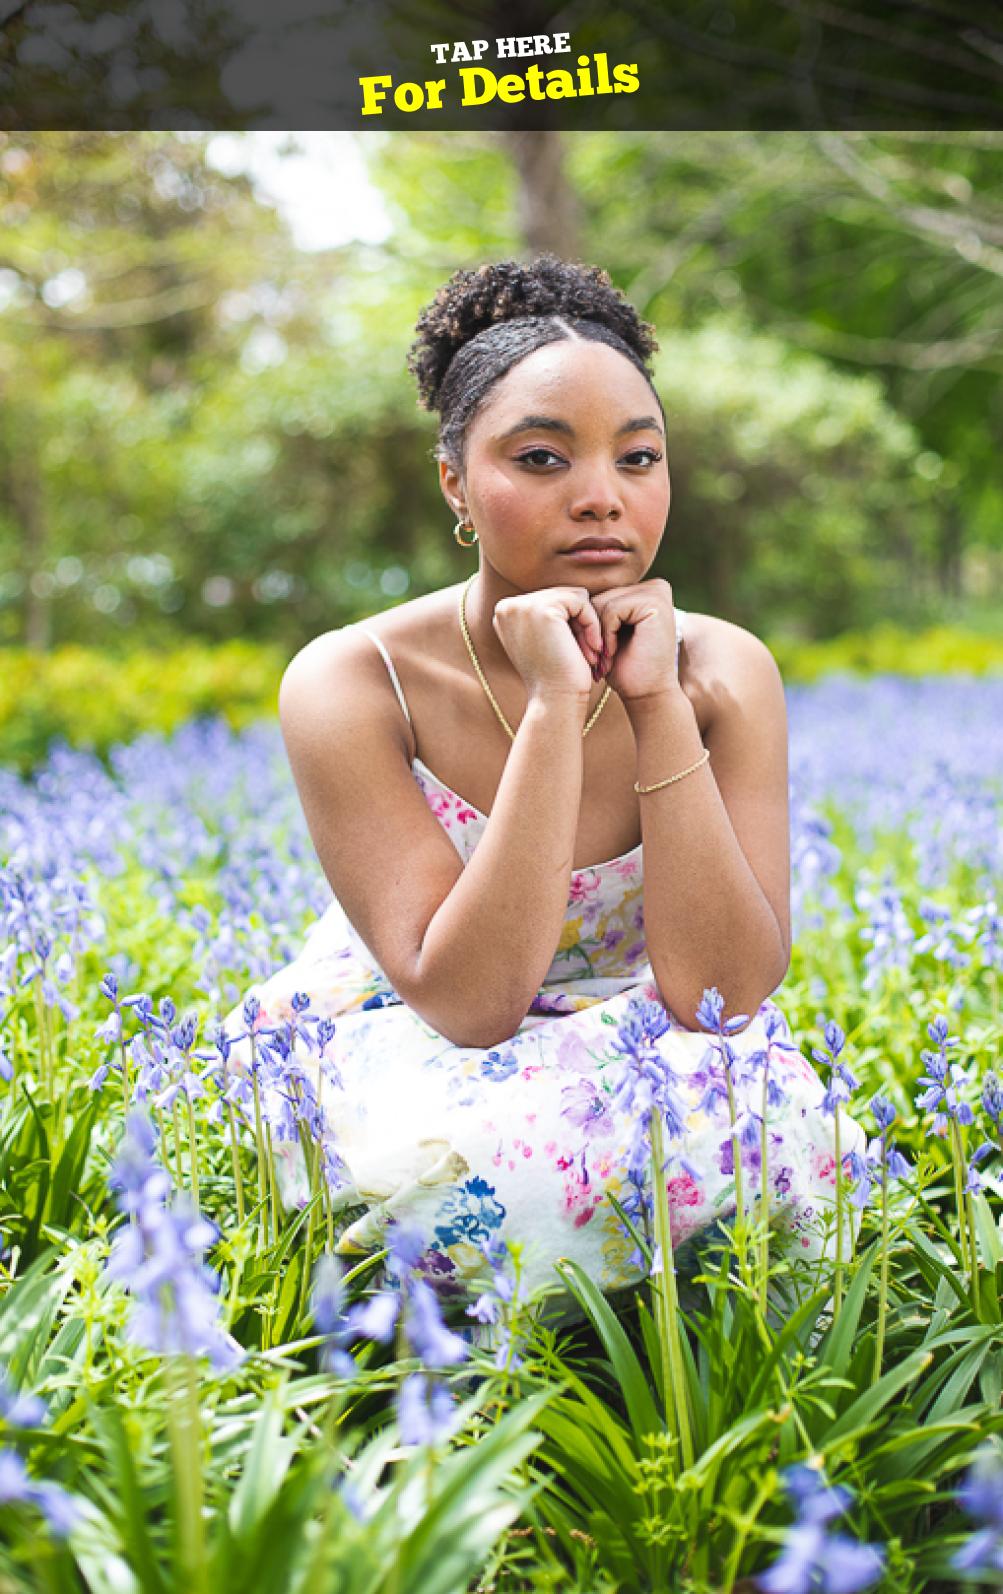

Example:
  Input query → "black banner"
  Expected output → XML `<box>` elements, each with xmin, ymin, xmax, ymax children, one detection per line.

<box><xmin>2</xmin><ymin>0</ymin><xmax>1001</xmax><ymax>132</ymax></box>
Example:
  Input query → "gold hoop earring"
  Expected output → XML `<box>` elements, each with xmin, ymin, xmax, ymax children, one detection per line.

<box><xmin>453</xmin><ymin>519</ymin><xmax>478</xmax><ymax>548</ymax></box>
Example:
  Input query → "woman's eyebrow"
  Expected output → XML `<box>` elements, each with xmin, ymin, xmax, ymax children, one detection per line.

<box><xmin>499</xmin><ymin>414</ymin><xmax>665</xmax><ymax>439</ymax></box>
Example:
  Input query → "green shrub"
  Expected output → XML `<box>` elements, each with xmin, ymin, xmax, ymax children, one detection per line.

<box><xmin>2</xmin><ymin>628</ymin><xmax>1001</xmax><ymax>775</ymax></box>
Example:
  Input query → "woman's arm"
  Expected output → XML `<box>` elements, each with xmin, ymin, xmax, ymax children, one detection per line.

<box><xmin>624</xmin><ymin>624</ymin><xmax>791</xmax><ymax>1033</ymax></box>
<box><xmin>279</xmin><ymin>599</ymin><xmax>597</xmax><ymax>1051</ymax></box>
<box><xmin>414</xmin><ymin>691</ymin><xmax>587</xmax><ymax>1046</ymax></box>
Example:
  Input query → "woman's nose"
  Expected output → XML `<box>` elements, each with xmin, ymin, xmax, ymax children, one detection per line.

<box><xmin>569</xmin><ymin>470</ymin><xmax>624</xmax><ymax>521</ymax></box>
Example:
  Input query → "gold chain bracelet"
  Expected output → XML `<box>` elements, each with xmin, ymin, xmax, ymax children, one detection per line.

<box><xmin>634</xmin><ymin>747</ymin><xmax>710</xmax><ymax>794</ymax></box>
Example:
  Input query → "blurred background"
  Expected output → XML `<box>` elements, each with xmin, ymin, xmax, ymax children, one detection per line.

<box><xmin>1</xmin><ymin>129</ymin><xmax>1001</xmax><ymax>765</ymax></box>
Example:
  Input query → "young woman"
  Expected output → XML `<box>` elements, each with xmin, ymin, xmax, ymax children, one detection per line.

<box><xmin>223</xmin><ymin>256</ymin><xmax>865</xmax><ymax>1310</ymax></box>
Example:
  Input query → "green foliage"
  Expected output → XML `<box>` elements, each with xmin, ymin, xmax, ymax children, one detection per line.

<box><xmin>0</xmin><ymin>641</ymin><xmax>284</xmax><ymax>771</ymax></box>
<box><xmin>2</xmin><ymin>628</ymin><xmax>1001</xmax><ymax>774</ymax></box>
<box><xmin>3</xmin><ymin>131</ymin><xmax>1001</xmax><ymax>657</ymax></box>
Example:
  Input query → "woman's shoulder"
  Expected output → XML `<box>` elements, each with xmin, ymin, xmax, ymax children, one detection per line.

<box><xmin>677</xmin><ymin>609</ymin><xmax>784</xmax><ymax>725</ymax></box>
<box><xmin>284</xmin><ymin>585</ymin><xmax>463</xmax><ymax>674</ymax></box>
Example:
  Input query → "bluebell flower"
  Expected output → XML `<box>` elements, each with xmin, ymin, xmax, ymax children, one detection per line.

<box><xmin>952</xmin><ymin>1447</ymin><xmax>1003</xmax><ymax>1576</ymax></box>
<box><xmin>756</xmin><ymin>1462</ymin><xmax>885</xmax><ymax>1592</ymax></box>
<box><xmin>309</xmin><ymin>1254</ymin><xmax>357</xmax><ymax>1379</ymax></box>
<box><xmin>396</xmin><ymin>1371</ymin><xmax>461</xmax><ymax>1447</ymax></box>
<box><xmin>916</xmin><ymin>1017</ymin><xmax>974</xmax><ymax>1135</ymax></box>
<box><xmin>345</xmin><ymin>1289</ymin><xmax>400</xmax><ymax>1343</ymax></box>
<box><xmin>0</xmin><ymin>1448</ymin><xmax>80</xmax><ymax>1538</ymax></box>
<box><xmin>982</xmin><ymin>1072</ymin><xmax>1002</xmax><ymax>1129</ymax></box>
<box><xmin>0</xmin><ymin>1369</ymin><xmax>46</xmax><ymax>1429</ymax></box>
<box><xmin>965</xmin><ymin>1142</ymin><xmax>995</xmax><ymax>1196</ymax></box>
<box><xmin>407</xmin><ymin>1278</ymin><xmax>469</xmax><ymax>1367</ymax></box>
<box><xmin>696</xmin><ymin>986</ymin><xmax>751</xmax><ymax>1036</ymax></box>
<box><xmin>104</xmin><ymin>1111</ymin><xmax>241</xmax><ymax>1371</ymax></box>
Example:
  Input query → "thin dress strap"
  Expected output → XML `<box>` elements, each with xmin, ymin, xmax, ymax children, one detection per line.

<box><xmin>357</xmin><ymin>627</ymin><xmax>412</xmax><ymax>729</ymax></box>
<box><xmin>357</xmin><ymin>612</ymin><xmax>685</xmax><ymax>728</ymax></box>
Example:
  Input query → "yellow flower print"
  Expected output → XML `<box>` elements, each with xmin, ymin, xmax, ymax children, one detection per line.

<box><xmin>558</xmin><ymin>916</ymin><xmax>585</xmax><ymax>952</ymax></box>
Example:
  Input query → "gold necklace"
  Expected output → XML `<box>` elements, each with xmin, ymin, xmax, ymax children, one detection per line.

<box><xmin>459</xmin><ymin>575</ymin><xmax>611</xmax><ymax>741</ymax></box>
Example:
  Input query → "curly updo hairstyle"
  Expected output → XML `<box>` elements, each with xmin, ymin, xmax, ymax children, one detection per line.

<box><xmin>407</xmin><ymin>255</ymin><xmax>661</xmax><ymax>472</ymax></box>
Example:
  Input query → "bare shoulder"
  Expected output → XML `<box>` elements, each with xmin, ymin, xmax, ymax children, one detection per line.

<box><xmin>278</xmin><ymin>586</ymin><xmax>460</xmax><ymax>750</ymax></box>
<box><xmin>678</xmin><ymin>610</ymin><xmax>784</xmax><ymax>730</ymax></box>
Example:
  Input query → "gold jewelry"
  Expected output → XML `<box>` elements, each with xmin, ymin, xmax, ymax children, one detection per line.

<box><xmin>453</xmin><ymin>518</ymin><xmax>478</xmax><ymax>547</ymax></box>
<box><xmin>459</xmin><ymin>575</ymin><xmax>611</xmax><ymax>741</ymax></box>
<box><xmin>634</xmin><ymin>747</ymin><xmax>710</xmax><ymax>794</ymax></box>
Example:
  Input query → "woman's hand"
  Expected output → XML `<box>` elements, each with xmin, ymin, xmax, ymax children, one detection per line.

<box><xmin>491</xmin><ymin>586</ymin><xmax>602</xmax><ymax>703</ymax></box>
<box><xmin>585</xmin><ymin>579</ymin><xmax>680</xmax><ymax>702</ymax></box>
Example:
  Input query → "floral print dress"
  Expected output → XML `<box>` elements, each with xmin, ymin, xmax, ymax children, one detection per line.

<box><xmin>222</xmin><ymin>611</ymin><xmax>867</xmax><ymax>1313</ymax></box>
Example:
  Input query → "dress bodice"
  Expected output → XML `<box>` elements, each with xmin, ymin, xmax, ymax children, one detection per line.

<box><xmin>311</xmin><ymin>607</ymin><xmax>691</xmax><ymax>1016</ymax></box>
<box><xmin>408</xmin><ymin>758</ymin><xmax>650</xmax><ymax>1000</ymax></box>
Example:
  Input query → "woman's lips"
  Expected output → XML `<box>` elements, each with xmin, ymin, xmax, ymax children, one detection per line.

<box><xmin>561</xmin><ymin>547</ymin><xmax>628</xmax><ymax>563</ymax></box>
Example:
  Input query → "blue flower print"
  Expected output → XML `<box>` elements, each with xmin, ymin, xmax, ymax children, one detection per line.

<box><xmin>434</xmin><ymin>1176</ymin><xmax>507</xmax><ymax>1248</ymax></box>
<box><xmin>481</xmin><ymin>1048</ymin><xmax>519</xmax><ymax>1082</ymax></box>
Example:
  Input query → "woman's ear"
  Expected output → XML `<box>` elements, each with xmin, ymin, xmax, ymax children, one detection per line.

<box><xmin>438</xmin><ymin>456</ymin><xmax>467</xmax><ymax>521</ymax></box>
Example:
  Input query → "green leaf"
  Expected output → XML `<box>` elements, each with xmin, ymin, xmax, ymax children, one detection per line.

<box><xmin>824</xmin><ymin>1349</ymin><xmax>932</xmax><ymax>1450</ymax></box>
<box><xmin>816</xmin><ymin>1239</ymin><xmax>878</xmax><ymax>1373</ymax></box>
<box><xmin>554</xmin><ymin>1258</ymin><xmax>661</xmax><ymax>1441</ymax></box>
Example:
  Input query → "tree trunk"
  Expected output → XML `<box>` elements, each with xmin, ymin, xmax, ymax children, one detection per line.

<box><xmin>6</xmin><ymin>440</ymin><xmax>51</xmax><ymax>651</ymax></box>
<box><xmin>500</xmin><ymin>130</ymin><xmax>581</xmax><ymax>260</ymax></box>
<box><xmin>936</xmin><ymin>503</ymin><xmax>964</xmax><ymax>603</ymax></box>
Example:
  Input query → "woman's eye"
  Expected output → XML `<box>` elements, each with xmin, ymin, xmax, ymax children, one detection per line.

<box><xmin>516</xmin><ymin>448</ymin><xmax>565</xmax><ymax>467</ymax></box>
<box><xmin>622</xmin><ymin>448</ymin><xmax>663</xmax><ymax>467</ymax></box>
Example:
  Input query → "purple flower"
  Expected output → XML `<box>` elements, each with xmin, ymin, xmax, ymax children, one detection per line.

<box><xmin>982</xmin><ymin>1073</ymin><xmax>1002</xmax><ymax>1129</ymax></box>
<box><xmin>407</xmin><ymin>1278</ymin><xmax>469</xmax><ymax>1367</ymax></box>
<box><xmin>915</xmin><ymin>1018</ymin><xmax>973</xmax><ymax>1135</ymax></box>
<box><xmin>104</xmin><ymin>1111</ymin><xmax>241</xmax><ymax>1371</ymax></box>
<box><xmin>0</xmin><ymin>1370</ymin><xmax>46</xmax><ymax>1429</ymax></box>
<box><xmin>396</xmin><ymin>1371</ymin><xmax>461</xmax><ymax>1448</ymax></box>
<box><xmin>952</xmin><ymin>1448</ymin><xmax>1003</xmax><ymax>1575</ymax></box>
<box><xmin>309</xmin><ymin>1254</ymin><xmax>357</xmax><ymax>1379</ymax></box>
<box><xmin>0</xmin><ymin>1448</ymin><xmax>80</xmax><ymax>1538</ymax></box>
<box><xmin>345</xmin><ymin>1289</ymin><xmax>400</xmax><ymax>1344</ymax></box>
<box><xmin>965</xmin><ymin>1141</ymin><xmax>995</xmax><ymax>1196</ymax></box>
<box><xmin>696</xmin><ymin>986</ymin><xmax>750</xmax><ymax>1036</ymax></box>
<box><xmin>756</xmin><ymin>1463</ymin><xmax>885</xmax><ymax>1592</ymax></box>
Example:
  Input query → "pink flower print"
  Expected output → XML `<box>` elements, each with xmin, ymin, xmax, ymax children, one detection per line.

<box><xmin>561</xmin><ymin>1152</ymin><xmax>599</xmax><ymax>1227</ymax></box>
<box><xmin>665</xmin><ymin>1174</ymin><xmax>705</xmax><ymax>1243</ymax></box>
<box><xmin>569</xmin><ymin>870</ymin><xmax>602</xmax><ymax>904</ymax></box>
<box><xmin>812</xmin><ymin>1151</ymin><xmax>838</xmax><ymax>1186</ymax></box>
<box><xmin>419</xmin><ymin>785</ymin><xmax>448</xmax><ymax>815</ymax></box>
<box><xmin>560</xmin><ymin>1078</ymin><xmax>615</xmax><ymax>1142</ymax></box>
<box><xmin>666</xmin><ymin>1173</ymin><xmax>702</xmax><ymax>1209</ymax></box>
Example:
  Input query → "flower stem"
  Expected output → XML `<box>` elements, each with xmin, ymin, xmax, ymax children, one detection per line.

<box><xmin>165</xmin><ymin>1353</ymin><xmax>207</xmax><ymax>1594</ymax></box>
<box><xmin>186</xmin><ymin>1093</ymin><xmax>201</xmax><ymax>1215</ymax></box>
<box><xmin>833</xmin><ymin>1107</ymin><xmax>844</xmax><ymax>1317</ymax></box>
<box><xmin>251</xmin><ymin>1064</ymin><xmax>268</xmax><ymax>1253</ymax></box>
<box><xmin>227</xmin><ymin>1103</ymin><xmax>245</xmax><ymax>1226</ymax></box>
<box><xmin>720</xmin><ymin>1046</ymin><xmax>749</xmax><ymax>1289</ymax></box>
<box><xmin>949</xmin><ymin>1118</ymin><xmax>971</xmax><ymax>1278</ymax></box>
<box><xmin>872</xmin><ymin>1136</ymin><xmax>890</xmax><ymax>1385</ymax></box>
<box><xmin>649</xmin><ymin>1112</ymin><xmax>694</xmax><ymax>1471</ymax></box>
<box><xmin>759</xmin><ymin>1058</ymin><xmax>770</xmax><ymax>1313</ymax></box>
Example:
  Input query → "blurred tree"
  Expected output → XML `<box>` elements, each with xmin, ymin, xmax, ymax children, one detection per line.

<box><xmin>0</xmin><ymin>129</ymin><xmax>986</xmax><ymax>655</ymax></box>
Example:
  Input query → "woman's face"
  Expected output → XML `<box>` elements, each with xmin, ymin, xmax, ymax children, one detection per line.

<box><xmin>440</xmin><ymin>338</ymin><xmax>670</xmax><ymax>593</ymax></box>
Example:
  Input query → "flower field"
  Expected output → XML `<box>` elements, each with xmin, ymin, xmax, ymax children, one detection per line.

<box><xmin>1</xmin><ymin>674</ymin><xmax>1002</xmax><ymax>1593</ymax></box>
